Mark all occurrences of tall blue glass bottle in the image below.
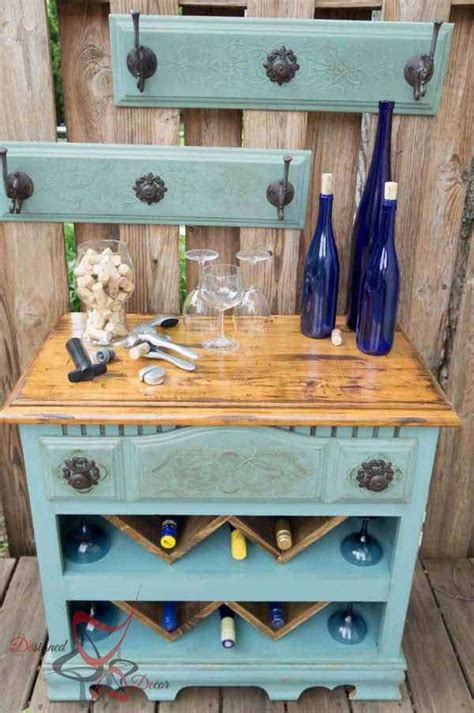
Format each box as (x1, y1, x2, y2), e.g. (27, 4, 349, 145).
(346, 100, 393, 330)
(301, 173, 339, 338)
(356, 182, 400, 355)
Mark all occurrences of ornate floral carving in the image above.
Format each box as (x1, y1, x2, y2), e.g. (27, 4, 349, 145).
(60, 455, 105, 493)
(140, 448, 314, 498)
(133, 173, 167, 205)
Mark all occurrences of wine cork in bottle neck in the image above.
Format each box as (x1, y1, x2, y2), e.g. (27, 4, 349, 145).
(384, 181, 398, 200)
(321, 173, 333, 195)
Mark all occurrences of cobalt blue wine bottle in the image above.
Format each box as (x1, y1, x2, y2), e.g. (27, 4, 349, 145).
(346, 100, 393, 330)
(357, 182, 400, 356)
(301, 173, 339, 338)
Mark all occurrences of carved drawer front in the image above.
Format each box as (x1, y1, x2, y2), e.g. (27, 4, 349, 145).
(325, 439, 417, 503)
(39, 437, 123, 500)
(127, 427, 326, 502)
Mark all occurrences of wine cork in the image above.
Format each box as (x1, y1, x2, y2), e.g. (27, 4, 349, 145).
(275, 518, 293, 551)
(384, 181, 398, 200)
(321, 173, 333, 195)
(130, 341, 151, 360)
(230, 528, 247, 561)
(331, 328, 343, 346)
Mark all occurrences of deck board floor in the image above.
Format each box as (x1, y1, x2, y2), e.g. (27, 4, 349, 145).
(0, 558, 472, 713)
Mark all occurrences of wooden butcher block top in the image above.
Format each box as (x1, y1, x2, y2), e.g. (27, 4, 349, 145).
(0, 314, 460, 427)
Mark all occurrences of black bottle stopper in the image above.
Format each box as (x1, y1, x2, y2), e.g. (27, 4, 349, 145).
(66, 338, 107, 383)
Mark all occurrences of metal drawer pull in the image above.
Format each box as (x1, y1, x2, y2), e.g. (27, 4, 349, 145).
(266, 155, 295, 221)
(264, 45, 300, 85)
(404, 21, 443, 100)
(133, 172, 167, 204)
(0, 147, 34, 214)
(127, 10, 158, 93)
(356, 459, 394, 493)
(61, 456, 102, 493)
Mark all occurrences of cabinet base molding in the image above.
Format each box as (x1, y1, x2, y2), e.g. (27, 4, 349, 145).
(43, 656, 405, 702)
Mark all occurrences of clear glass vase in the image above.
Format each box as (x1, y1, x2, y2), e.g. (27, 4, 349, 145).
(74, 239, 135, 346)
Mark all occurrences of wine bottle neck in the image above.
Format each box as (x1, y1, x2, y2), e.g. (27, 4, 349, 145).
(368, 105, 393, 180)
(316, 193, 333, 230)
(380, 199, 397, 246)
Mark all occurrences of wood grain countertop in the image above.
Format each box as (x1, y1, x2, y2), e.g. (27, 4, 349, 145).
(0, 313, 460, 427)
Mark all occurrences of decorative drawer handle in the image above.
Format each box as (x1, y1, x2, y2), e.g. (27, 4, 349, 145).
(62, 456, 102, 493)
(0, 147, 34, 214)
(356, 459, 394, 492)
(133, 172, 167, 205)
(264, 45, 300, 85)
(404, 20, 442, 100)
(127, 10, 158, 93)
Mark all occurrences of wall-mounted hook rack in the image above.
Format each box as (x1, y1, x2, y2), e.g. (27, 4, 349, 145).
(266, 155, 295, 221)
(127, 10, 158, 93)
(404, 21, 443, 100)
(0, 147, 34, 214)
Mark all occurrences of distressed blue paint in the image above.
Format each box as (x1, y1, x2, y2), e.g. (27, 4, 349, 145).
(19, 423, 439, 701)
(0, 142, 311, 228)
(109, 15, 453, 115)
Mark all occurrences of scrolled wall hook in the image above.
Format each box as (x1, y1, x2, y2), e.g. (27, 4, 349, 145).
(127, 9, 158, 93)
(0, 147, 34, 214)
(266, 155, 295, 221)
(404, 20, 443, 100)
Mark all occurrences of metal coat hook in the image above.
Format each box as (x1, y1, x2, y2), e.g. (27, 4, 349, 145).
(266, 155, 295, 221)
(0, 147, 34, 214)
(126, 10, 158, 93)
(404, 21, 443, 100)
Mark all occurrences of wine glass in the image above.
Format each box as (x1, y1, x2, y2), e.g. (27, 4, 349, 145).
(182, 248, 219, 334)
(72, 601, 120, 643)
(200, 263, 244, 353)
(340, 517, 383, 567)
(63, 518, 111, 565)
(234, 248, 272, 334)
(328, 603, 367, 645)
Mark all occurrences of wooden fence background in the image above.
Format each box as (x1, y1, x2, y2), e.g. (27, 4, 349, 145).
(0, 0, 472, 559)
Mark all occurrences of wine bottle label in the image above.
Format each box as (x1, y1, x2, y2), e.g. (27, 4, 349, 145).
(230, 529, 247, 560)
(221, 616, 236, 648)
(275, 518, 292, 551)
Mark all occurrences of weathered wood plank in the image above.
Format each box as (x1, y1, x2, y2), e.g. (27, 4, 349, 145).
(287, 687, 350, 712)
(0, 0, 69, 556)
(0, 558, 15, 602)
(350, 682, 414, 713)
(402, 561, 472, 713)
(424, 559, 474, 695)
(160, 687, 220, 712)
(93, 685, 156, 711)
(240, 0, 314, 315)
(29, 671, 86, 712)
(222, 687, 285, 712)
(0, 558, 46, 712)
(420, 10, 474, 559)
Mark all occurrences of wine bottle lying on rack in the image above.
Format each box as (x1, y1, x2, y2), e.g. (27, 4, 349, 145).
(268, 602, 285, 630)
(275, 518, 293, 551)
(229, 524, 247, 560)
(160, 517, 179, 550)
(220, 605, 236, 648)
(161, 602, 178, 633)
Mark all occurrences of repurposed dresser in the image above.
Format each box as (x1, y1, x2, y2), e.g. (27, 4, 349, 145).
(0, 314, 459, 702)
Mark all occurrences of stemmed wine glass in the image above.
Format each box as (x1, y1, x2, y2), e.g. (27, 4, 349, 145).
(63, 518, 111, 565)
(234, 248, 272, 334)
(183, 248, 219, 333)
(340, 517, 383, 567)
(328, 603, 368, 645)
(200, 263, 244, 353)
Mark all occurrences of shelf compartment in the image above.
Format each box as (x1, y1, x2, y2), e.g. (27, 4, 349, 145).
(229, 601, 330, 641)
(61, 516, 395, 602)
(112, 600, 220, 641)
(103, 514, 229, 564)
(229, 515, 347, 563)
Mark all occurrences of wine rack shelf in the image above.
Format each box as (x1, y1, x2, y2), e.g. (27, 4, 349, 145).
(229, 601, 330, 641)
(101, 514, 348, 565)
(112, 600, 221, 641)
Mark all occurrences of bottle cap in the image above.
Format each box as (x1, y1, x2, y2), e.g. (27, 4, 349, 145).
(230, 528, 247, 560)
(384, 182, 398, 200)
(321, 173, 333, 195)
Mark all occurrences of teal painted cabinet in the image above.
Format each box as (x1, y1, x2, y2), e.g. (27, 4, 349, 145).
(0, 315, 459, 703)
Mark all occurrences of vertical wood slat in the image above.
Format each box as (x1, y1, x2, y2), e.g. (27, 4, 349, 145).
(375, 3, 473, 558)
(58, 0, 181, 313)
(240, 1, 315, 315)
(182, 4, 244, 291)
(0, 0, 69, 555)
